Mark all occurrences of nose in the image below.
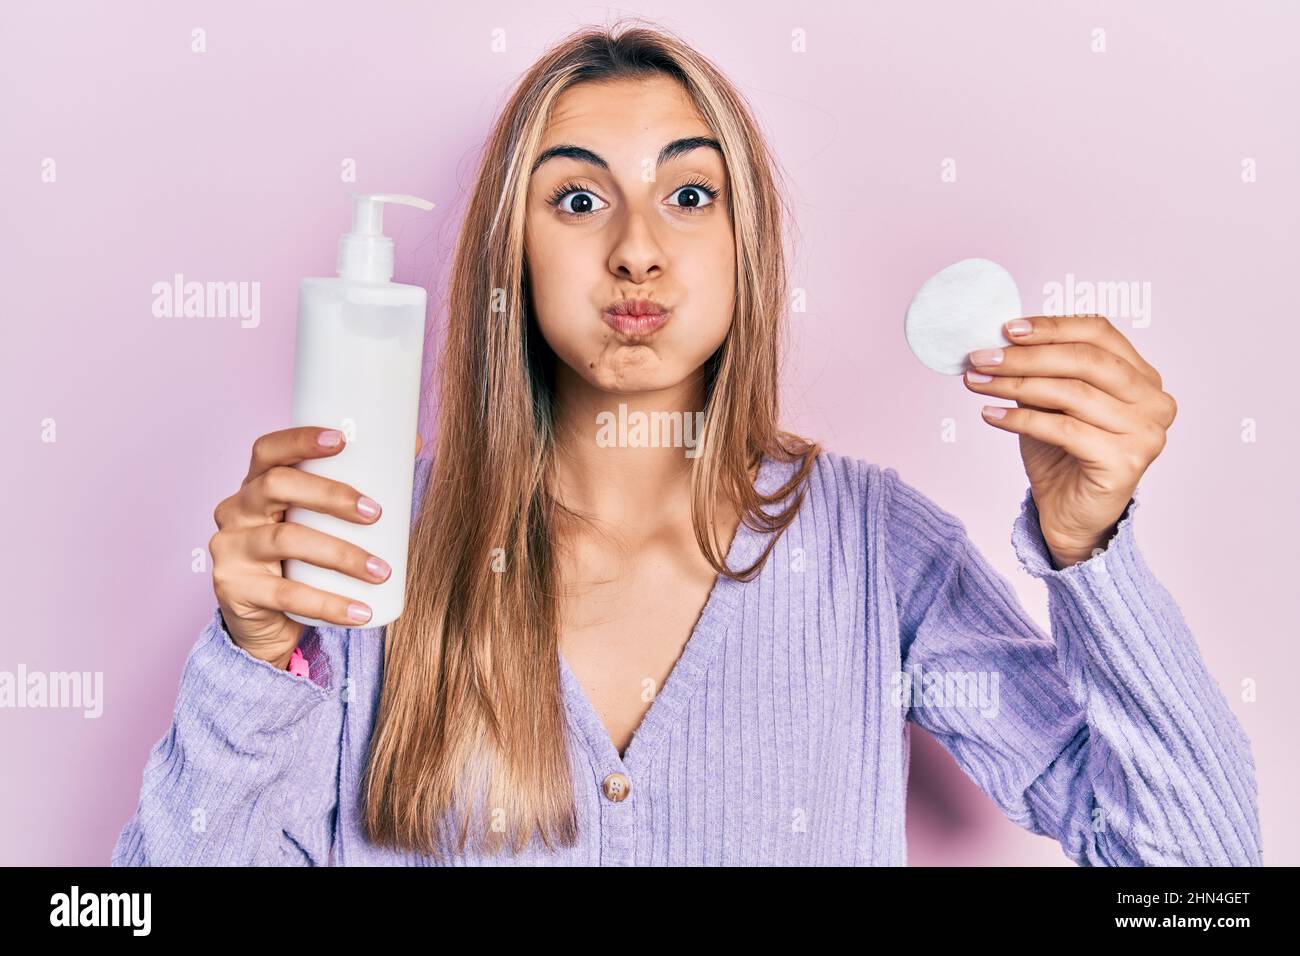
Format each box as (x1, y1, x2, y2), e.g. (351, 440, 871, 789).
(607, 208, 664, 283)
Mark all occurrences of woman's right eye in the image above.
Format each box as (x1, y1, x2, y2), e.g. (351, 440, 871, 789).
(547, 183, 609, 217)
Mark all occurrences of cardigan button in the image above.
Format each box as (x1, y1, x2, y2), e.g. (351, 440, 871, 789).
(602, 772, 631, 802)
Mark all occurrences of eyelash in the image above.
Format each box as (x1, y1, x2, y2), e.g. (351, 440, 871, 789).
(545, 176, 722, 217)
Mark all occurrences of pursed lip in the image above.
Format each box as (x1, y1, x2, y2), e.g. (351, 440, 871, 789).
(602, 297, 671, 336)
(605, 297, 669, 317)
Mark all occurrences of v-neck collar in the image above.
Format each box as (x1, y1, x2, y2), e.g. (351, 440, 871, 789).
(558, 451, 786, 775)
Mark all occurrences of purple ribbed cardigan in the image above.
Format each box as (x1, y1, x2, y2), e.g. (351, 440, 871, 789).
(111, 450, 1261, 865)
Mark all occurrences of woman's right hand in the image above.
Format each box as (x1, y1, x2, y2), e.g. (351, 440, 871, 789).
(209, 425, 399, 669)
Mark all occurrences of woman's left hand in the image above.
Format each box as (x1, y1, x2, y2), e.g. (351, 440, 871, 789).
(963, 314, 1178, 570)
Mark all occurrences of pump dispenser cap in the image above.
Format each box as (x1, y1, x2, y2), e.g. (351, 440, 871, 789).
(337, 193, 435, 282)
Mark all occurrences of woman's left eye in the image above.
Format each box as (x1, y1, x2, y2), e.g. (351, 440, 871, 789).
(665, 181, 718, 211)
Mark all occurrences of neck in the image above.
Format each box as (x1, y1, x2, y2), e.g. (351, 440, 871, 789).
(550, 361, 709, 530)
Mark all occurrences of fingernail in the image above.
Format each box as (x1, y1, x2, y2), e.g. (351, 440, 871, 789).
(366, 555, 390, 579)
(357, 496, 381, 518)
(970, 348, 1004, 366)
(318, 429, 343, 447)
(982, 405, 1008, 419)
(347, 602, 372, 623)
(1006, 319, 1033, 336)
(966, 370, 994, 383)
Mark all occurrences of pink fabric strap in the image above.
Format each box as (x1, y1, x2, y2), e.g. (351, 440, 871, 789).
(287, 646, 310, 679)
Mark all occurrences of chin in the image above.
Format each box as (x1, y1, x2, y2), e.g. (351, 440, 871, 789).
(589, 366, 672, 394)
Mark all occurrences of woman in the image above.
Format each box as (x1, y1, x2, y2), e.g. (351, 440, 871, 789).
(112, 21, 1260, 866)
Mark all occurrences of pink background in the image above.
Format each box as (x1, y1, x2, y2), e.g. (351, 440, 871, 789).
(3, 0, 1295, 865)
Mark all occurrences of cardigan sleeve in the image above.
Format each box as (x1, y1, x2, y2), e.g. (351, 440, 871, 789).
(111, 453, 435, 866)
(881, 465, 1261, 866)
(110, 606, 345, 866)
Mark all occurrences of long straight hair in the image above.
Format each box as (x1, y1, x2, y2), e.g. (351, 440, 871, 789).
(361, 19, 821, 859)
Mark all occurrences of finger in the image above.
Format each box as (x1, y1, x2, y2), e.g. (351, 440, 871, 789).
(230, 572, 374, 627)
(969, 340, 1151, 404)
(217, 465, 381, 530)
(416, 432, 422, 456)
(241, 521, 391, 584)
(979, 403, 1114, 465)
(244, 426, 347, 486)
(963, 370, 1144, 435)
(1002, 314, 1163, 390)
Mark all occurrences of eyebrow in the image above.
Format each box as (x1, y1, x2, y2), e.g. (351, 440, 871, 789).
(529, 136, 723, 176)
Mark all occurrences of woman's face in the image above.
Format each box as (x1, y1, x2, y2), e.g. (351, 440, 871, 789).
(524, 74, 735, 396)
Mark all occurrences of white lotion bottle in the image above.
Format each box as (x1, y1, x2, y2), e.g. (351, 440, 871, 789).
(284, 193, 434, 629)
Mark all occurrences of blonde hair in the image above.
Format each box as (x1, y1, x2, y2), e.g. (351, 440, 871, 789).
(362, 17, 820, 859)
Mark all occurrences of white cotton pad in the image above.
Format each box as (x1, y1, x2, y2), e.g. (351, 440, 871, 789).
(904, 258, 1022, 375)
